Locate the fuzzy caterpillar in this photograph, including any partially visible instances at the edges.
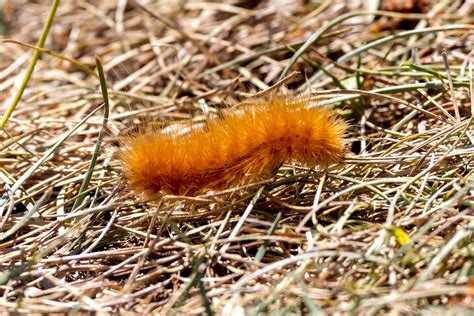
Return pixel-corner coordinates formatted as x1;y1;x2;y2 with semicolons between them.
119;96;347;197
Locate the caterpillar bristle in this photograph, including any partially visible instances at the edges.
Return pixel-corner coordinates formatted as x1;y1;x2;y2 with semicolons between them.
119;95;347;197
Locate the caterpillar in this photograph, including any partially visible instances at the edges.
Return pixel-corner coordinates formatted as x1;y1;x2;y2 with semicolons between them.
119;95;347;197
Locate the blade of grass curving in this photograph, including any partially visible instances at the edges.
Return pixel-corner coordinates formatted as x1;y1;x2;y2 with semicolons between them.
0;189;51;241
72;56;110;210
198;41;306;79
297;24;474;91
280;10;446;80
255;212;281;262
308;81;469;108
312;88;446;121
0;106;102;210
198;27;353;79
0;39;97;77
281;10;372;80
0;0;60;129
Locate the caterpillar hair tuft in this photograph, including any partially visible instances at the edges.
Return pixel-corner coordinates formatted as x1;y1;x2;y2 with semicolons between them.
119;95;348;197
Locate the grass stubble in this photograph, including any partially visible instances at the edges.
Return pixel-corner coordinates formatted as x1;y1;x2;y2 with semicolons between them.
0;0;473;314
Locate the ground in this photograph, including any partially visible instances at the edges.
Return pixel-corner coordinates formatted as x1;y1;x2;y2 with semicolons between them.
0;0;473;314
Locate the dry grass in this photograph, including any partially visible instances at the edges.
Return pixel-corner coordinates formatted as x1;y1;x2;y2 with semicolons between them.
1;0;473;314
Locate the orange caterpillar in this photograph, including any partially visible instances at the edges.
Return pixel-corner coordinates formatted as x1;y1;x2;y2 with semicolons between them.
119;96;347;197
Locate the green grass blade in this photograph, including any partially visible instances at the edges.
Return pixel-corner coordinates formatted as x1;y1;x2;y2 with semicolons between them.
0;0;60;129
73;56;110;210
0;106;102;210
